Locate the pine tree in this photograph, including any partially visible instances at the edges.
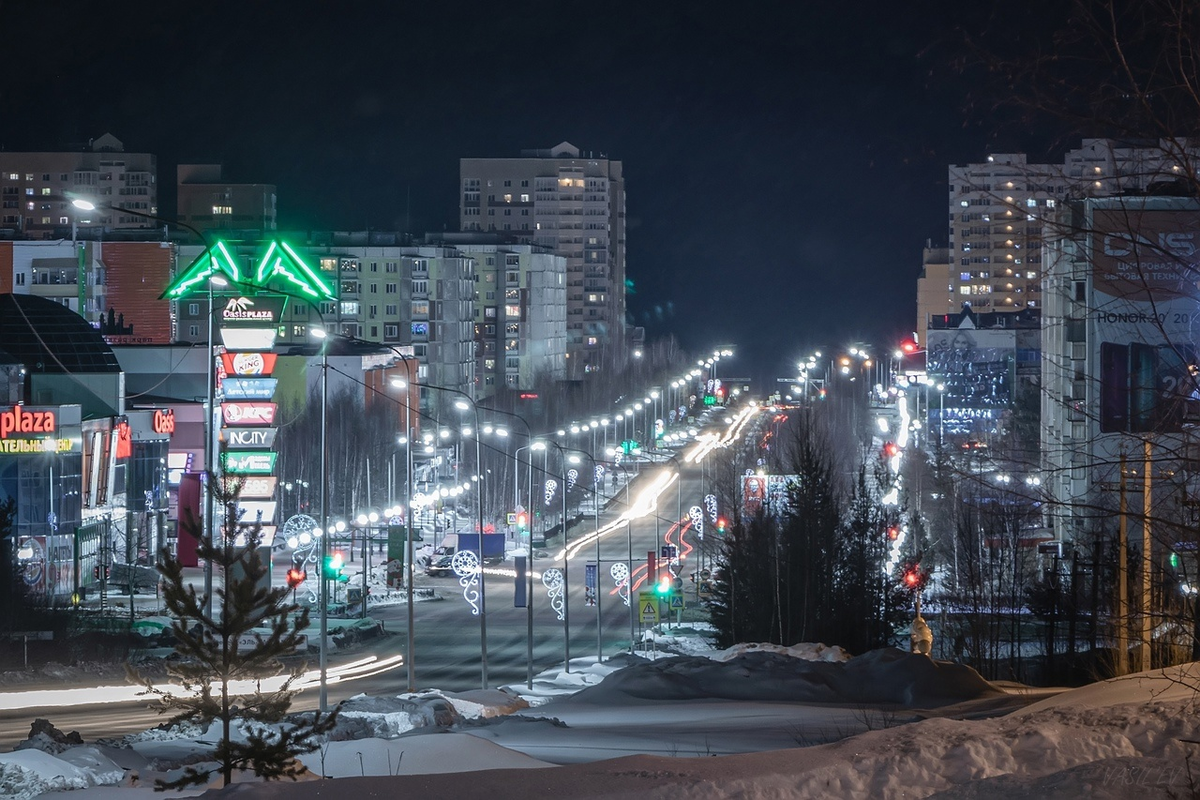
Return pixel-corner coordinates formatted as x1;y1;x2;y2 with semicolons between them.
129;473;336;789
709;511;779;648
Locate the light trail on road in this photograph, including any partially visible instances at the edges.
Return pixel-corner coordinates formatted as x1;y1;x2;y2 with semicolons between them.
0;653;404;711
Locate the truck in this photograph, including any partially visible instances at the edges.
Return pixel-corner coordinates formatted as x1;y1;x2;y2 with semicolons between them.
425;532;505;565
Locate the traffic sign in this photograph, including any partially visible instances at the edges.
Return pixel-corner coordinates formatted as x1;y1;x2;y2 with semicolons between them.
638;591;659;625
669;594;684;610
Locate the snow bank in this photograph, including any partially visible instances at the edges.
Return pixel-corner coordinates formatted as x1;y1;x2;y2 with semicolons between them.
0;747;122;798
712;641;851;663
297;733;553;778
570;648;1000;707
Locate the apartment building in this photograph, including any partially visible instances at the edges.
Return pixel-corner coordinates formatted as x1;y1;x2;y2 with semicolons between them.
176;164;277;238
0;134;156;238
428;235;567;397
921;139;1200;341
0;237;173;340
459;142;625;378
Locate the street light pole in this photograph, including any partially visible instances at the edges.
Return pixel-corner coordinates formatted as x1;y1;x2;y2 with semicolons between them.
311;325;331;712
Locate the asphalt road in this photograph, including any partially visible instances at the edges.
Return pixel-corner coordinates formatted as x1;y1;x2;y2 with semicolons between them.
0;412;745;748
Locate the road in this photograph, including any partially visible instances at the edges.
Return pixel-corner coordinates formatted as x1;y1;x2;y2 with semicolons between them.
0;406;761;747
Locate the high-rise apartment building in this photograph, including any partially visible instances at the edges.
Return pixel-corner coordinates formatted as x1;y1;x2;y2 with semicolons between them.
920;139;1199;340
459;142;625;378
0;134;156;238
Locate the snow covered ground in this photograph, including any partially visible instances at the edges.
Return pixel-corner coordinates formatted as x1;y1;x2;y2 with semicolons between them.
6;625;1200;798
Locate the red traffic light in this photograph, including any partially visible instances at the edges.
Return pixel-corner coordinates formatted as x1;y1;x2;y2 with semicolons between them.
716;517;728;533
904;570;920;587
882;441;899;458
286;568;306;588
900;339;918;354
887;526;900;541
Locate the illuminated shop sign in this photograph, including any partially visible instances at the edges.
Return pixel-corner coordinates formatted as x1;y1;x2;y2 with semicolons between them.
221;451;277;474
222;377;279;401
223;427;278;449
220;296;286;325
223;475;277;498
153;409;176;435
115;420;132;459
221;403;278;426
0;405;55;439
219;328;277;352
221;352;278;377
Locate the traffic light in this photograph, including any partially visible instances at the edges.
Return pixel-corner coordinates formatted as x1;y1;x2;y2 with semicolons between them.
516;512;528;532
882;441;899;458
286;567;306;589
900;339;919;354
887;526;900;541
655;576;673;597
323;552;346;582
903;569;921;588
716;517;728;534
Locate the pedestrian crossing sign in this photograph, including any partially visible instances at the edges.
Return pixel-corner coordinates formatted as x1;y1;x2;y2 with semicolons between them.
669;594;684;609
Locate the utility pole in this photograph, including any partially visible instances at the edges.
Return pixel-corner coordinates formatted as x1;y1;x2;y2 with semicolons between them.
1117;452;1128;677
1141;439;1153;673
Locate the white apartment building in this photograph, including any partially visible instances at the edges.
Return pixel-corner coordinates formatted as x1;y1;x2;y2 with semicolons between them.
459;142;625;378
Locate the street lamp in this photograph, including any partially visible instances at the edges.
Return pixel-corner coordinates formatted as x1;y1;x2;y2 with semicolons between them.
308;323;331;711
565;448;602;665
452;396;488;690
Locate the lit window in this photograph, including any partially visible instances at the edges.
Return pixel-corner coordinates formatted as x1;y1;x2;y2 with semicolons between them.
505;304;520;318
960;287;971;295
1026;198;1036;207
213;205;232;215
40;188;51;196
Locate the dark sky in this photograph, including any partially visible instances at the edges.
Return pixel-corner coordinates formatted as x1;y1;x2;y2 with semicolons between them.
0;1;1049;382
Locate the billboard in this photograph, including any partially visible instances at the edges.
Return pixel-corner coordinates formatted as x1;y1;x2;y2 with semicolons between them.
742;474;797;517
1090;205;1200;436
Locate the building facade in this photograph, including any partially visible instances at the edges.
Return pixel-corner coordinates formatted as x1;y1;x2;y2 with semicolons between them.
459;142;625;378
921;139;1200;341
1041;195;1200;545
176;164;277;238
0;134;156;238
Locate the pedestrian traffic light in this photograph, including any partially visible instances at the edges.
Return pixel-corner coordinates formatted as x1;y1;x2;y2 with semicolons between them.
323;552;345;581
655;576;673;597
286;568;306;589
716;517;728;534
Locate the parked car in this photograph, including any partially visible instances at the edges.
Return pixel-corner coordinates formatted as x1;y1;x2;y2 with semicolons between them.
425;555;455;577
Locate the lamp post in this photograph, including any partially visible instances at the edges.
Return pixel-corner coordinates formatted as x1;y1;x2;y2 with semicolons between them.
308;324;331;711
565;448;602;664
521;441;542;689
452;396;488;689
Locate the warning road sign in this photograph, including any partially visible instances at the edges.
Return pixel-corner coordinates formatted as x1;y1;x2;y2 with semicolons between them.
638;591;658;624
669;594;684;610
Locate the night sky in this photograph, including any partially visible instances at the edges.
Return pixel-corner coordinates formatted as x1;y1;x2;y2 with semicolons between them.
1;2;1060;381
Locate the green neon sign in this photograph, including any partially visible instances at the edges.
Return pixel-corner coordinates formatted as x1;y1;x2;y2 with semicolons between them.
161;239;336;302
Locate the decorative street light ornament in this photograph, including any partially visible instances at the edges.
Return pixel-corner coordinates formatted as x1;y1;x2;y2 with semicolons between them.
704;494;718;523
281;514;320;604
688;506;705;540
542;567;565;620
566;468;579;492
544;479;558;506
594;465;605;486
610;562;630;607
451;550;482;615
